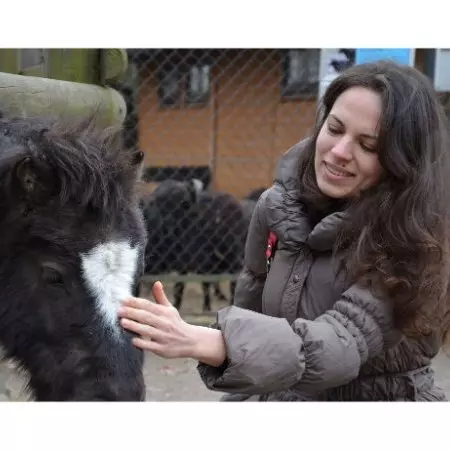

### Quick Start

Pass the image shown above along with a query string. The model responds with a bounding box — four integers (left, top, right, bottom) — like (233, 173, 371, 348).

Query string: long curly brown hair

(297, 60, 450, 338)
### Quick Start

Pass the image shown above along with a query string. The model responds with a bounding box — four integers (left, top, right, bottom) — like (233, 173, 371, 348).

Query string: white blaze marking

(81, 241, 139, 333)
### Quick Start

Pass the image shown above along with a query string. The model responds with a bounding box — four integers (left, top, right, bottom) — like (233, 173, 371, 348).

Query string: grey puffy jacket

(197, 140, 446, 401)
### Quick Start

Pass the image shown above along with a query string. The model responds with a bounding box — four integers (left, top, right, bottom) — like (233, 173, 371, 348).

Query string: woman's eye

(327, 125, 341, 135)
(361, 143, 377, 153)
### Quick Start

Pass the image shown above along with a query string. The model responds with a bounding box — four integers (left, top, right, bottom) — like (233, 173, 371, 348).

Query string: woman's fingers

(121, 295, 174, 317)
(119, 305, 155, 326)
(152, 281, 172, 307)
(118, 284, 192, 359)
(131, 337, 164, 354)
(121, 296, 159, 312)
(120, 317, 164, 341)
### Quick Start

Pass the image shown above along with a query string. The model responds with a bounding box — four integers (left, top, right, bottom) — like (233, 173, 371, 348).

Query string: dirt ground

(1, 280, 449, 401)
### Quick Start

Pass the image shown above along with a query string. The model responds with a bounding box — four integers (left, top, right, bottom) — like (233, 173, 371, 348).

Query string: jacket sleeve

(232, 189, 271, 313)
(197, 284, 400, 395)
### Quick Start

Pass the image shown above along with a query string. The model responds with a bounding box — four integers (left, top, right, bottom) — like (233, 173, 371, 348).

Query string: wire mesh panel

(121, 49, 324, 308)
(126, 49, 320, 193)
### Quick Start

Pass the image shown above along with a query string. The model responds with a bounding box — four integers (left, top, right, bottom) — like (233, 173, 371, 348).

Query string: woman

(119, 60, 450, 401)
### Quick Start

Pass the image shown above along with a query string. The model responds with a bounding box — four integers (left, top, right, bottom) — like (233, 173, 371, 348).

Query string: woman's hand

(118, 281, 227, 367)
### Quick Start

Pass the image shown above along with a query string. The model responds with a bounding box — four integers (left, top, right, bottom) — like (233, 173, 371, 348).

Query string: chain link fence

(114, 49, 350, 311)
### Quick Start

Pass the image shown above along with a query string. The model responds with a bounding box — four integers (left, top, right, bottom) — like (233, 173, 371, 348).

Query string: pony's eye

(41, 265, 65, 285)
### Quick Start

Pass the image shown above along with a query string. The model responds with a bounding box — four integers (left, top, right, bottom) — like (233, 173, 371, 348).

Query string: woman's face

(314, 87, 383, 199)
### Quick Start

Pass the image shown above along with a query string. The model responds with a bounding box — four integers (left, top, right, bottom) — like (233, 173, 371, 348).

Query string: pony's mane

(0, 116, 141, 222)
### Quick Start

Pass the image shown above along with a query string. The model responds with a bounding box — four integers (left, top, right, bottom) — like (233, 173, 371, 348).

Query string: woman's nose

(330, 138, 353, 160)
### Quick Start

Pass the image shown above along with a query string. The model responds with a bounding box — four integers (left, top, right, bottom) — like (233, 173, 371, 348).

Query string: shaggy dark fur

(142, 181, 247, 311)
(200, 186, 268, 308)
(0, 116, 147, 401)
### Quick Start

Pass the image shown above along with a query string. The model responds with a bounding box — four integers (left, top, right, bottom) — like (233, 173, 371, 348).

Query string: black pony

(0, 116, 147, 401)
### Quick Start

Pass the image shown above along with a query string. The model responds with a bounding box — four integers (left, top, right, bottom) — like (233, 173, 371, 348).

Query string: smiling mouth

(324, 162, 355, 177)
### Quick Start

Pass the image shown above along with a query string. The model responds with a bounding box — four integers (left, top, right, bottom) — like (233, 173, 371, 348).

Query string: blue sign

(355, 48, 413, 66)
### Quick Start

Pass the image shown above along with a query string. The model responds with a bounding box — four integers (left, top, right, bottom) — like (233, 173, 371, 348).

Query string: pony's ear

(188, 178, 204, 204)
(132, 150, 144, 166)
(131, 150, 145, 182)
(16, 157, 38, 194)
(14, 156, 54, 205)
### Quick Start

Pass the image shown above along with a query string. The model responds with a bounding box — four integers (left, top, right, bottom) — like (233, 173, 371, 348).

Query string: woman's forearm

(189, 324, 227, 367)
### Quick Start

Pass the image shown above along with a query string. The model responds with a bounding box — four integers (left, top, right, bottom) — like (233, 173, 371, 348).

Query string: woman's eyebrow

(328, 114, 378, 140)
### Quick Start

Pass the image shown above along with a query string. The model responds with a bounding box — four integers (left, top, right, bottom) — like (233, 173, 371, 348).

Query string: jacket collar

(266, 139, 348, 252)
